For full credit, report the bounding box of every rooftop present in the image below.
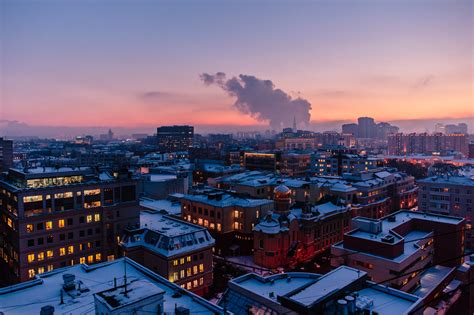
[417,175,474,186]
[0,258,223,315]
[180,191,273,208]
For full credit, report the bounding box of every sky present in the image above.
[1,0,473,133]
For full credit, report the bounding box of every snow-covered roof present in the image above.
[417,175,474,187]
[180,192,273,208]
[0,258,223,315]
[140,197,181,215]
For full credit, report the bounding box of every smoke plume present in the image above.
[200,72,312,130]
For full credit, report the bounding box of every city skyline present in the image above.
[1,0,472,131]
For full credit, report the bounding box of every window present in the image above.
[45,221,53,230]
[67,218,73,226]
[180,270,185,279]
[60,234,65,241]
[84,189,100,196]
[199,277,204,285]
[28,269,35,278]
[94,214,101,222]
[180,258,185,265]
[58,219,65,228]
[59,248,66,256]
[199,263,204,273]
[47,265,54,272]
[187,268,192,277]
[28,253,35,263]
[38,252,44,261]
[95,253,101,261]
[217,223,222,232]
[79,216,85,223]
[87,255,94,264]
[37,223,44,230]
[86,215,92,223]
[79,257,85,264]
[37,266,45,274]
[107,255,114,262]
[68,246,74,254]
[26,224,34,233]
[186,256,191,262]
[193,280,198,288]
[68,232,73,239]
[47,235,53,243]
[37,237,44,245]
[47,250,53,258]
[79,230,85,237]
[173,260,178,266]
[193,266,198,275]
[27,239,34,247]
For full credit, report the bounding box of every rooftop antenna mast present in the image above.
[123,258,128,297]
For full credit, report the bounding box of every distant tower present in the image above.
[273,185,291,215]
[108,129,114,140]
[292,116,297,133]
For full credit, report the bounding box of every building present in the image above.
[342,117,398,140]
[388,133,469,156]
[311,151,383,176]
[0,137,13,172]
[120,209,214,296]
[253,185,351,269]
[331,211,465,292]
[418,175,474,251]
[179,190,274,256]
[219,266,424,315]
[445,123,468,135]
[0,166,139,286]
[0,257,224,314]
[156,125,194,153]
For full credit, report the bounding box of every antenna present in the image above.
[123,259,128,297]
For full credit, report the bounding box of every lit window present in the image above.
[173,259,178,266]
[68,246,74,254]
[107,255,114,262]
[37,252,44,261]
[26,224,34,233]
[180,270,185,279]
[58,219,65,228]
[193,266,198,275]
[217,223,222,232]
[186,256,191,262]
[87,255,94,264]
[84,189,100,196]
[199,263,204,273]
[95,253,101,261]
[199,277,204,285]
[28,269,35,278]
[187,268,192,277]
[193,279,198,288]
[47,250,53,258]
[86,215,92,223]
[28,253,35,263]
[180,258,185,265]
[79,257,85,264]
[94,214,100,222]
[45,221,53,230]
[37,266,45,274]
[47,265,54,272]
[59,248,66,256]
[186,282,192,290]
[198,218,203,225]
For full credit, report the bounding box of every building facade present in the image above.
[156,125,194,153]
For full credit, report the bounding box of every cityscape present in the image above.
[0,1,473,315]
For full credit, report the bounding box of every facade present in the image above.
[0,257,224,314]
[418,175,474,251]
[120,210,214,296]
[156,125,194,153]
[0,137,13,172]
[253,185,351,269]
[331,211,465,292]
[311,151,383,176]
[179,190,274,256]
[0,167,139,286]
[388,133,469,156]
[220,266,424,315]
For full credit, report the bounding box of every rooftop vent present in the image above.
[387,216,396,222]
[62,274,75,291]
[40,305,55,315]
[381,235,395,244]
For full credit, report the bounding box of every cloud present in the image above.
[200,72,312,130]
[138,91,176,100]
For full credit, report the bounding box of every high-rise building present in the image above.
[445,123,468,135]
[357,117,376,138]
[0,137,13,172]
[387,133,469,156]
[157,125,194,152]
[0,166,139,286]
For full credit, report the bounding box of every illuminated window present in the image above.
[107,255,115,262]
[84,201,101,208]
[59,248,66,256]
[79,244,84,251]
[23,195,43,203]
[67,246,74,254]
[54,192,73,198]
[37,252,44,261]
[209,223,215,230]
[95,253,101,261]
[187,268,192,277]
[26,224,34,233]
[186,282,192,290]
[233,210,239,218]
[7,218,13,228]
[172,272,179,282]
[203,220,209,227]
[217,223,222,232]
[87,255,94,264]
[86,215,92,223]
[84,189,100,196]
[198,218,203,225]
[199,277,204,285]
[47,250,53,258]
[28,253,35,263]
[47,265,54,272]
[37,266,45,274]
[186,256,191,262]
[180,270,185,279]
[193,279,198,288]
[199,263,204,273]
[45,221,53,230]
[180,258,185,265]
[58,219,65,228]
[173,259,178,266]
[28,269,35,278]
[233,222,239,230]
[79,257,85,264]
[193,266,198,275]
[94,214,100,222]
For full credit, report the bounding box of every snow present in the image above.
[357,287,418,314]
[412,265,453,298]
[140,197,181,215]
[287,266,366,306]
[95,279,164,309]
[181,193,273,208]
[0,258,222,315]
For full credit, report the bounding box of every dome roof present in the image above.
[274,184,291,199]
